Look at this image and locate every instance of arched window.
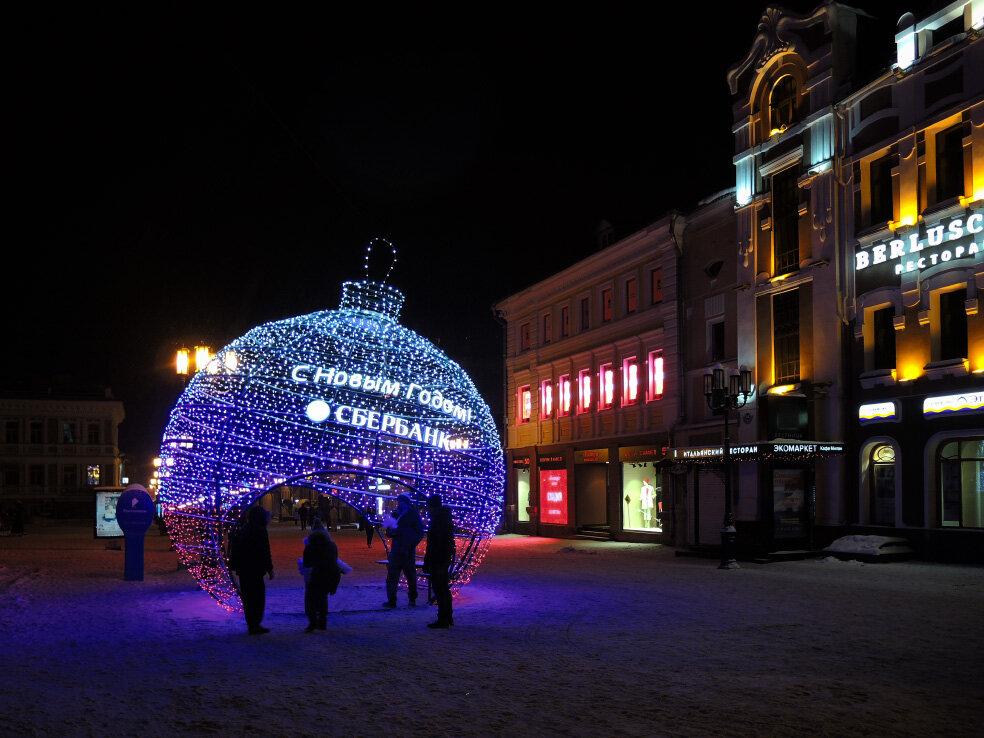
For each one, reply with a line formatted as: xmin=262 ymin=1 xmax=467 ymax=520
xmin=869 ymin=444 xmax=896 ymax=526
xmin=940 ymin=438 xmax=984 ymax=528
xmin=769 ymin=76 xmax=798 ymax=133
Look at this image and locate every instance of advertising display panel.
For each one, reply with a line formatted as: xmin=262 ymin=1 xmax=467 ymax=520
xmin=539 ymin=469 xmax=568 ymax=525
xmin=94 ymin=487 xmax=125 ymax=538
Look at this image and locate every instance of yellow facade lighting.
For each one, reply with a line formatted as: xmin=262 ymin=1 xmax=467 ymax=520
xmin=768 ymin=384 xmax=795 ymax=395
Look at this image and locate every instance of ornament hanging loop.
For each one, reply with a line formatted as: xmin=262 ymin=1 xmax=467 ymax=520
xmin=364 ymin=237 xmax=398 ymax=284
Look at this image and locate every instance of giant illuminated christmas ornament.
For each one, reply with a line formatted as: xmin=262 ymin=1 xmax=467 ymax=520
xmin=157 ymin=240 xmax=504 ymax=610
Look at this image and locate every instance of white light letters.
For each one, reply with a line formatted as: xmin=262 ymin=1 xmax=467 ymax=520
xmin=855 ymin=210 xmax=983 ymax=277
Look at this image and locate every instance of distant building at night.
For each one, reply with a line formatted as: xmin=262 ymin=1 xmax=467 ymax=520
xmin=0 ymin=385 xmax=125 ymax=519
xmin=493 ymin=214 xmax=685 ymax=542
xmin=494 ymin=0 xmax=983 ymax=561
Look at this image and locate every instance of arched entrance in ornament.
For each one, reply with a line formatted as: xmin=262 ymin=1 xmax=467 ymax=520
xmin=211 ymin=465 xmax=486 ymax=612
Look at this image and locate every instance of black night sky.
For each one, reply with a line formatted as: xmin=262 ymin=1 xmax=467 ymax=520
xmin=5 ymin=2 xmax=945 ymax=475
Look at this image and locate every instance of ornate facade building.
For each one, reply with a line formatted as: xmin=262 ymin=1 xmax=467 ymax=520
xmin=495 ymin=0 xmax=983 ymax=561
xmin=842 ymin=0 xmax=983 ymax=560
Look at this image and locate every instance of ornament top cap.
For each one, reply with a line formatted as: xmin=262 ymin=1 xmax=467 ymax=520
xmin=340 ymin=280 xmax=404 ymax=321
xmin=339 ymin=238 xmax=403 ymax=320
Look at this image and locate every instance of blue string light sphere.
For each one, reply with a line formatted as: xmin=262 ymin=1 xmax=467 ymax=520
xmin=158 ymin=266 xmax=504 ymax=611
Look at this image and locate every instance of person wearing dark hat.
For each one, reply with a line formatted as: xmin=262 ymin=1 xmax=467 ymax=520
xmin=300 ymin=518 xmax=341 ymax=632
xmin=423 ymin=493 xmax=455 ymax=628
xmin=228 ymin=505 xmax=275 ymax=635
xmin=382 ymin=493 xmax=424 ymax=608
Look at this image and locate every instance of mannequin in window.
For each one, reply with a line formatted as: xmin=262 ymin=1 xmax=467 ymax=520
xmin=640 ymin=478 xmax=655 ymax=526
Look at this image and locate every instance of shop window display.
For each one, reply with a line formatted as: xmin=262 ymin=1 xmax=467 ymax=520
xmin=940 ymin=438 xmax=984 ymax=528
xmin=516 ymin=467 xmax=531 ymax=522
xmin=622 ymin=465 xmax=663 ymax=532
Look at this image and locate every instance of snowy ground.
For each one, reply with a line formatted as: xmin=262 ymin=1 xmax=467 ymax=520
xmin=1 ymin=519 xmax=982 ymax=737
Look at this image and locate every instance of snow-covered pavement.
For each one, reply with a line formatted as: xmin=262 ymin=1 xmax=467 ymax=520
xmin=2 ymin=519 xmax=982 ymax=737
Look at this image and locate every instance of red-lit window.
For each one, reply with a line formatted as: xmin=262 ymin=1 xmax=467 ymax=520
xmin=602 ymin=288 xmax=613 ymax=321
xmin=540 ymin=380 xmax=554 ymax=420
xmin=648 ymin=351 xmax=664 ymax=401
xmin=578 ymin=369 xmax=592 ymax=413
xmin=622 ymin=356 xmax=639 ymax=405
xmin=518 ymin=385 xmax=532 ymax=424
xmin=651 ymin=267 xmax=663 ymax=304
xmin=558 ymin=374 xmax=572 ymax=416
xmin=561 ymin=306 xmax=570 ymax=337
xmin=520 ymin=323 xmax=531 ymax=351
xmin=599 ymin=363 xmax=614 ymax=409
xmin=542 ymin=313 xmax=552 ymax=344
xmin=626 ymin=278 xmax=637 ymax=314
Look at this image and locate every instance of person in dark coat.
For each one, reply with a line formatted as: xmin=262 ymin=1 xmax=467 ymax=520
xmin=383 ymin=494 xmax=424 ymax=608
xmin=301 ymin=518 xmax=340 ymax=632
xmin=228 ymin=506 xmax=274 ymax=635
xmin=299 ymin=502 xmax=310 ymax=530
xmin=423 ymin=494 xmax=456 ymax=628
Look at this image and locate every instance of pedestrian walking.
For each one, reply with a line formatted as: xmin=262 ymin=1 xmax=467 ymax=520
xmin=228 ymin=506 xmax=274 ymax=635
xmin=299 ymin=502 xmax=310 ymax=530
xmin=299 ymin=518 xmax=340 ymax=632
xmin=423 ymin=494 xmax=455 ymax=628
xmin=382 ymin=493 xmax=424 ymax=608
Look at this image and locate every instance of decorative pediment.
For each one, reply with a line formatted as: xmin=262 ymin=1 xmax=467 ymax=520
xmin=727 ymin=5 xmax=829 ymax=97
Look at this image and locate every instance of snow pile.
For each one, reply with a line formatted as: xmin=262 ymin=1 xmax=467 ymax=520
xmin=824 ymin=534 xmax=914 ymax=561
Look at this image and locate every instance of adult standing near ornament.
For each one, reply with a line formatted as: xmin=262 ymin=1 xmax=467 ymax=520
xmin=229 ymin=506 xmax=274 ymax=635
xmin=423 ymin=494 xmax=455 ymax=629
xmin=383 ymin=494 xmax=424 ymax=608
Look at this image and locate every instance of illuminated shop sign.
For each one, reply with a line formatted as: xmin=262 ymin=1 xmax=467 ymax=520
xmin=923 ymin=391 xmax=984 ymax=416
xmin=854 ymin=209 xmax=982 ymax=292
xmin=669 ymin=442 xmax=846 ymax=461
xmin=671 ymin=445 xmax=760 ymax=460
xmin=575 ymin=448 xmax=609 ymax=463
xmin=618 ymin=445 xmax=667 ymax=463
xmin=859 ymin=401 xmax=898 ymax=424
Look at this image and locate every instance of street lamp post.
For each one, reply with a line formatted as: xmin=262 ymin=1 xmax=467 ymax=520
xmin=703 ymin=364 xmax=753 ymax=570
xmin=176 ymin=345 xmax=212 ymax=384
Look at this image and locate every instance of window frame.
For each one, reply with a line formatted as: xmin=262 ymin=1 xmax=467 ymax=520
xmin=602 ymin=288 xmax=613 ymax=322
xmin=647 ymin=351 xmax=664 ymax=401
xmin=651 ymin=267 xmax=663 ymax=304
xmin=622 ymin=356 xmax=639 ymax=406
xmin=518 ymin=385 xmax=532 ymax=425
xmin=558 ymin=374 xmax=572 ymax=417
xmin=935 ymin=124 xmax=964 ymax=204
xmin=773 ymin=289 xmax=801 ymax=384
xmin=598 ymin=362 xmax=614 ymax=410
xmin=540 ymin=379 xmax=554 ymax=420
xmin=577 ymin=369 xmax=593 ymax=414
xmin=625 ymin=277 xmax=638 ymax=314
